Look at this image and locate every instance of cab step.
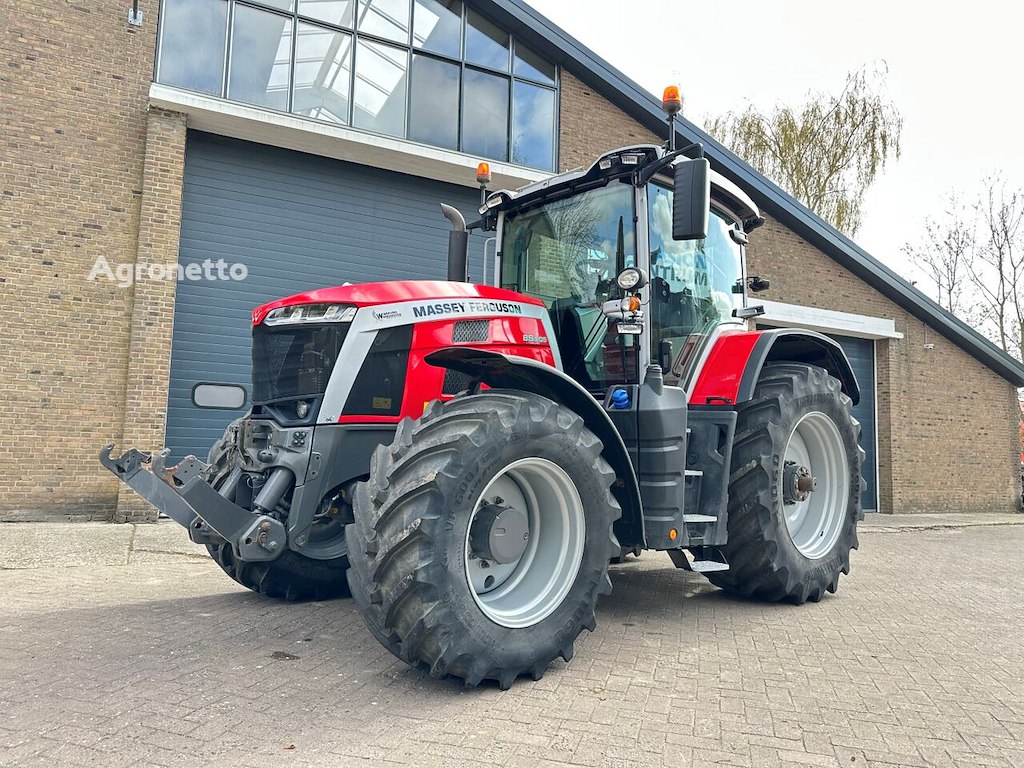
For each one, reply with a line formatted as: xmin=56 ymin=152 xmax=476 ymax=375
xmin=690 ymin=559 xmax=729 ymax=573
xmin=682 ymin=514 xmax=717 ymax=523
xmin=667 ymin=548 xmax=730 ymax=573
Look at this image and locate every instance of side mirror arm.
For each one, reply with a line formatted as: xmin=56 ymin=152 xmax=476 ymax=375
xmin=636 ymin=142 xmax=705 ymax=186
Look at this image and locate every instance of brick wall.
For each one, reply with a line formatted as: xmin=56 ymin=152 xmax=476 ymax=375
xmin=0 ymin=0 xmax=176 ymax=521
xmin=115 ymin=108 xmax=187 ymax=522
xmin=559 ymin=69 xmax=1018 ymax=514
xmin=558 ymin=71 xmax=662 ymax=172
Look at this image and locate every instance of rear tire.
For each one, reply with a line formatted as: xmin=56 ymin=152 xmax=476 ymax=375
xmin=346 ymin=391 xmax=621 ymax=688
xmin=707 ymin=363 xmax=863 ymax=604
xmin=345 ymin=480 xmax=401 ymax=656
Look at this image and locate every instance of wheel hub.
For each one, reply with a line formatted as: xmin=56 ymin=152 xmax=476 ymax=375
xmin=783 ymin=462 xmax=817 ymax=504
xmin=469 ymin=503 xmax=530 ymax=564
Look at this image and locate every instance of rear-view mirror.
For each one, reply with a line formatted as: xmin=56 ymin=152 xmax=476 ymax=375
xmin=672 ymin=158 xmax=710 ymax=241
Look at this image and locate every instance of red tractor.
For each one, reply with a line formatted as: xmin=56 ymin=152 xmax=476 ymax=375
xmin=103 ymin=121 xmax=863 ymax=689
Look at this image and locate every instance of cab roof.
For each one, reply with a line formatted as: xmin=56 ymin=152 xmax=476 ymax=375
xmin=484 ymin=144 xmax=762 ymax=232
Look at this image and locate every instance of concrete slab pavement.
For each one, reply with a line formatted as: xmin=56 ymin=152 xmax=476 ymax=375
xmin=0 ymin=520 xmax=207 ymax=570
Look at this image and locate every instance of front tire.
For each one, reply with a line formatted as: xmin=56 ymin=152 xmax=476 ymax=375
xmin=206 ymin=542 xmax=351 ymax=601
xmin=707 ymin=363 xmax=864 ymax=604
xmin=204 ymin=434 xmax=351 ymax=602
xmin=346 ymin=391 xmax=621 ymax=688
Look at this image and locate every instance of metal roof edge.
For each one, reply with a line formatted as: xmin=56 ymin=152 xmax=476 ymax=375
xmin=483 ymin=0 xmax=1024 ymax=387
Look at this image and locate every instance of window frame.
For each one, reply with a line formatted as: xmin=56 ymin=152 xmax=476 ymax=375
xmin=643 ymin=177 xmax=750 ymax=386
xmin=155 ymin=0 xmax=559 ymax=171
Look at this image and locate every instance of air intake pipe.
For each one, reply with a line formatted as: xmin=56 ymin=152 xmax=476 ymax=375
xmin=441 ymin=203 xmax=469 ymax=282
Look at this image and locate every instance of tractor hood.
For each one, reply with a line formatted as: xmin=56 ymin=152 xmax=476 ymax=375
xmin=252 ymin=281 xmax=544 ymax=326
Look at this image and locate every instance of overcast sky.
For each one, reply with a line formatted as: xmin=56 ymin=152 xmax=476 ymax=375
xmin=525 ymin=0 xmax=1024 ymax=290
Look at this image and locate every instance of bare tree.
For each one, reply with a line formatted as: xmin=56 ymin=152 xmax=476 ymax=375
xmin=902 ymin=196 xmax=975 ymax=317
xmin=973 ymin=179 xmax=1024 ymax=360
xmin=904 ymin=178 xmax=1024 ymax=361
xmin=706 ymin=65 xmax=902 ymax=236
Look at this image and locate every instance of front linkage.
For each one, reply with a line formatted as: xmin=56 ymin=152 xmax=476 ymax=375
xmin=99 ymin=444 xmax=287 ymax=562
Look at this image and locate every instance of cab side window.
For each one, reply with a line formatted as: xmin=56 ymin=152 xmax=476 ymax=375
xmin=647 ymin=184 xmax=744 ymax=381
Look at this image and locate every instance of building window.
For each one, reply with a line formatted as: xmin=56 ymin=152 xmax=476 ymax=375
xmin=227 ymin=4 xmax=293 ymax=110
xmin=462 ymin=67 xmax=508 ymax=160
xmin=357 ymin=0 xmax=411 ymax=45
xmin=413 ymin=0 xmax=461 ymax=58
xmin=512 ymin=80 xmax=554 ymax=171
xmin=293 ymin=22 xmax=352 ymax=123
xmin=408 ymin=53 xmax=459 ymax=148
xmin=156 ymin=0 xmax=228 ymax=95
xmin=464 ymin=8 xmax=508 ymax=71
xmin=353 ymin=37 xmax=408 ymax=136
xmin=155 ymin=0 xmax=558 ymax=171
xmin=298 ymin=0 xmax=355 ymax=27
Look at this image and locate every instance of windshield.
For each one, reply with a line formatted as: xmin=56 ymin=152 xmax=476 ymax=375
xmin=647 ymin=183 xmax=744 ymax=384
xmin=500 ymin=180 xmax=639 ymax=390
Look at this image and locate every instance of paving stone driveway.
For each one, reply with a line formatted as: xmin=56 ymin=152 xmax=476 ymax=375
xmin=1 ymin=522 xmax=1022 ymax=768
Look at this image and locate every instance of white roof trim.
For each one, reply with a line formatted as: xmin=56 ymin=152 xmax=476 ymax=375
xmin=148 ymin=83 xmax=548 ymax=191
xmin=758 ymin=300 xmax=903 ymax=340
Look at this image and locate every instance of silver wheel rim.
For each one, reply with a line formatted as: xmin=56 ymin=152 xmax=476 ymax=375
xmin=782 ymin=411 xmax=849 ymax=559
xmin=465 ymin=458 xmax=586 ymax=629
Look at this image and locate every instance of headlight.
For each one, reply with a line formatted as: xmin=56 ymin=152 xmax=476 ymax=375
xmin=616 ymin=267 xmax=648 ymax=291
xmin=264 ymin=303 xmax=357 ymax=325
xmin=296 ymin=400 xmax=310 ymax=418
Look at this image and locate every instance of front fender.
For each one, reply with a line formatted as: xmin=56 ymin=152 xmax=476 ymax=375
xmin=425 ymin=347 xmax=644 ymax=546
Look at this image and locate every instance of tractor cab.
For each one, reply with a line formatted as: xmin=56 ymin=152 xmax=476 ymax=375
xmin=477 ymin=143 xmax=764 ymax=398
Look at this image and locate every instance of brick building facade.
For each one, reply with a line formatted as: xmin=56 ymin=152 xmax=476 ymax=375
xmin=1 ymin=0 xmax=1020 ymax=521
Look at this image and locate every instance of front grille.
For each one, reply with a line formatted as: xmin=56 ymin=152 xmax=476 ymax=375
xmin=453 ymin=319 xmax=489 ymax=343
xmin=251 ymin=322 xmax=350 ymax=403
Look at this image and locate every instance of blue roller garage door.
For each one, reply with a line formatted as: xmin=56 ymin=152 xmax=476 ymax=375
xmin=165 ymin=132 xmax=485 ymax=460
xmin=828 ymin=334 xmax=878 ymax=512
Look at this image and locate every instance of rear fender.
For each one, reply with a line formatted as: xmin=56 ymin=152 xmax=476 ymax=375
xmin=425 ymin=347 xmax=645 ymax=548
xmin=742 ymin=329 xmax=861 ymax=405
xmin=692 ymin=329 xmax=860 ymax=406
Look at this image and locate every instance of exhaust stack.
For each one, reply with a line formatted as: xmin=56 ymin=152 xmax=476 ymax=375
xmin=441 ymin=203 xmax=469 ymax=282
